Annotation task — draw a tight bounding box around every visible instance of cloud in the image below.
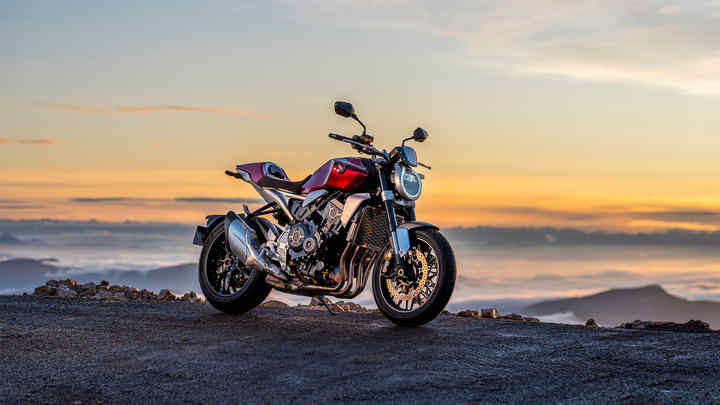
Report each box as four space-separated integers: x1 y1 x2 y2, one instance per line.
0 138 60 145
31 101 270 118
70 198 140 203
0 204 44 209
446 225 720 247
174 197 263 204
294 1 720 96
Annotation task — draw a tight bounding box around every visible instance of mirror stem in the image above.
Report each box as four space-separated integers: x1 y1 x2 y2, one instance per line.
351 114 366 135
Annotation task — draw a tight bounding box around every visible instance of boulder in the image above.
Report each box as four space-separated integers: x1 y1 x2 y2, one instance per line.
481 308 499 319
46 280 60 288
333 301 368 312
620 319 713 333
81 282 96 290
56 286 77 298
457 310 479 318
59 279 79 289
94 289 113 299
33 285 55 296
585 319 599 328
261 300 289 308
140 289 155 300
79 286 97 297
181 291 205 303
157 289 181 302
124 288 140 300
100 280 109 287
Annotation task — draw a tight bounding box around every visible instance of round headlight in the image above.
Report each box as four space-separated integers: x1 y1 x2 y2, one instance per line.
393 164 422 200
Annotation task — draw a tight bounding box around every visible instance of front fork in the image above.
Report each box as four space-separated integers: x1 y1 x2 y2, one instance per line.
377 169 411 260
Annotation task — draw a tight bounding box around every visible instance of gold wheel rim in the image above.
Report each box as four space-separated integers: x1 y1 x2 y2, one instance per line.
385 247 429 302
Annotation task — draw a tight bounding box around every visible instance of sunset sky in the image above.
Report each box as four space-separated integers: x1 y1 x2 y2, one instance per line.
3 1 720 231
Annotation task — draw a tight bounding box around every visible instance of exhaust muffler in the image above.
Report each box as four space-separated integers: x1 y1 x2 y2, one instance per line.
224 211 289 281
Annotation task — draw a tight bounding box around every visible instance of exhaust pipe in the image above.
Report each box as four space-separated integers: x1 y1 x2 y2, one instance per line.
224 211 289 282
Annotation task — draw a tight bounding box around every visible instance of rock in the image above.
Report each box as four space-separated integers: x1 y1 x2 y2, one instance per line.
457 310 479 318
80 282 96 290
500 313 524 321
79 285 97 297
523 317 540 322
100 280 109 286
333 301 367 312
124 288 140 300
481 308 499 319
140 289 154 300
109 285 125 293
620 319 713 333
181 292 205 304
56 286 77 298
586 318 599 328
33 285 55 296
261 300 289 308
46 280 60 287
157 289 181 302
95 289 113 299
59 279 79 289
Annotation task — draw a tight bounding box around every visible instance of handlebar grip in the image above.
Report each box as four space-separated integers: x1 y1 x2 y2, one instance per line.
328 133 344 140
225 170 240 178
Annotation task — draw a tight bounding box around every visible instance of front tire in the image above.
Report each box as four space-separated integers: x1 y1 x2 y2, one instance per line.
199 221 272 315
372 228 456 326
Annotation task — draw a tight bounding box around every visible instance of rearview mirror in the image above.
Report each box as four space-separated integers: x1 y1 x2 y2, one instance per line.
334 101 355 118
413 127 429 143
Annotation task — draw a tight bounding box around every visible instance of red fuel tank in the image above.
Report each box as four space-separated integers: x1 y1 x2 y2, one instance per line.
301 158 368 194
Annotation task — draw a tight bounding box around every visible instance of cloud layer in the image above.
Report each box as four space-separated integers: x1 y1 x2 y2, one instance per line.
31 101 269 118
299 0 720 95
0 138 60 145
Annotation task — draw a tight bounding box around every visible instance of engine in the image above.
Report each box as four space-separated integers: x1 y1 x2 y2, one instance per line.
276 198 345 285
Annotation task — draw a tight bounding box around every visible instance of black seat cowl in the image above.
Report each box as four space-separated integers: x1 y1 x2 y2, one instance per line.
257 175 312 194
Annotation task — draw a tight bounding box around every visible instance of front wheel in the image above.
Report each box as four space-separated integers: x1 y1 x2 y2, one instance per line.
372 228 456 326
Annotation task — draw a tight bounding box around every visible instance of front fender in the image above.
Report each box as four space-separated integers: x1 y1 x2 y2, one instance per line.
397 221 439 232
192 214 225 246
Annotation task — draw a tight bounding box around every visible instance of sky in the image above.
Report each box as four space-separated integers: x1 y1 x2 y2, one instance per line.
3 0 720 231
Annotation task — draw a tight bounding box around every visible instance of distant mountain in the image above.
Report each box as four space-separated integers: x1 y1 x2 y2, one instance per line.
524 285 720 328
0 258 62 288
0 257 198 293
0 232 26 245
74 263 198 293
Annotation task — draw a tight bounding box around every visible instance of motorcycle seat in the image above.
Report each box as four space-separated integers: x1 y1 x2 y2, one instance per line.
257 175 312 194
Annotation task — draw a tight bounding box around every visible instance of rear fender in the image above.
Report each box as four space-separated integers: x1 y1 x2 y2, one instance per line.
192 215 225 246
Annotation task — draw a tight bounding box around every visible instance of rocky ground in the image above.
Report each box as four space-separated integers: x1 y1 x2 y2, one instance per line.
1 295 719 404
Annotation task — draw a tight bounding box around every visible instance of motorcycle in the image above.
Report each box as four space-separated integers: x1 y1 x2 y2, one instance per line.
192 101 456 326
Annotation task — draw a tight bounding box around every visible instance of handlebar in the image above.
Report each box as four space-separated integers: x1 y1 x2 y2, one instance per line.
328 133 383 157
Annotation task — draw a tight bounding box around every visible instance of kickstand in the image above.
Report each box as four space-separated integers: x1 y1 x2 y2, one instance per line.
316 296 336 316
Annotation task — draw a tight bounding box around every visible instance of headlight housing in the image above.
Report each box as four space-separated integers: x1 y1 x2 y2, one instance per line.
392 164 423 200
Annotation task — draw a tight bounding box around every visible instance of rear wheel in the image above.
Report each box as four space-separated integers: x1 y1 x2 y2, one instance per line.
199 221 271 314
372 228 456 326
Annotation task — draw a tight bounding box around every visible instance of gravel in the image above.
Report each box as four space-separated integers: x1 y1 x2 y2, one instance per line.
1 295 719 404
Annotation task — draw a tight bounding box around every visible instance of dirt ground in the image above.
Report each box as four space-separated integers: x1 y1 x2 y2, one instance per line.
1 295 718 404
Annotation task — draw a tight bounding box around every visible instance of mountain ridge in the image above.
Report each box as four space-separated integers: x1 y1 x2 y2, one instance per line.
524 285 720 328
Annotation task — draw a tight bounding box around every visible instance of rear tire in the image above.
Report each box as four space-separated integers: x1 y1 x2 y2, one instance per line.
372 228 456 327
199 221 271 315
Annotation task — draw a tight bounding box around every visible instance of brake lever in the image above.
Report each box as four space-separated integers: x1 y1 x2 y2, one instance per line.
418 162 432 170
